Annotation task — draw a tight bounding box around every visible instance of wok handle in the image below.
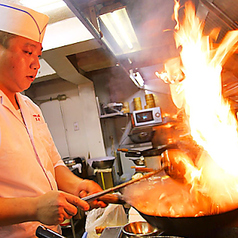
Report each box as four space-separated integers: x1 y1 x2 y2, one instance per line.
117 148 141 156
125 151 142 157
117 148 128 152
97 193 125 204
131 166 154 172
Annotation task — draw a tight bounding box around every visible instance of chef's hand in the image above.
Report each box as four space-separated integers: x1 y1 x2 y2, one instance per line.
36 190 90 225
77 179 108 209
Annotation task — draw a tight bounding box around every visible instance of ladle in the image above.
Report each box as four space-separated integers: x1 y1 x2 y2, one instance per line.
161 148 197 183
81 166 167 203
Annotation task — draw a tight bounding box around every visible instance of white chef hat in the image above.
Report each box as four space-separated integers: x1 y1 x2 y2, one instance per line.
0 2 49 43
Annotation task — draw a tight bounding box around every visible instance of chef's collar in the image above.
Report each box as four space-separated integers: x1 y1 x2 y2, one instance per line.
0 2 49 43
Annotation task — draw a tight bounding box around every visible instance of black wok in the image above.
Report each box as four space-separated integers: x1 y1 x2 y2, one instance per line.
122 144 178 158
91 156 115 169
135 207 238 238
92 159 115 169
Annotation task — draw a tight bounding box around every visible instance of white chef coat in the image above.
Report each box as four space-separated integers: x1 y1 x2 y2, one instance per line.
0 91 66 237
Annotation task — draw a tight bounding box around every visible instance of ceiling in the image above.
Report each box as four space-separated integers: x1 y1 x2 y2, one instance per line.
31 0 238 113
63 0 181 80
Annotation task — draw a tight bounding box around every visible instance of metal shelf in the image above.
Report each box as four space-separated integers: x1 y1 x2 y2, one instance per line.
100 112 129 118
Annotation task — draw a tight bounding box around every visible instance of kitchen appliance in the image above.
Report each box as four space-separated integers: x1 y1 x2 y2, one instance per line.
89 157 116 189
132 107 162 127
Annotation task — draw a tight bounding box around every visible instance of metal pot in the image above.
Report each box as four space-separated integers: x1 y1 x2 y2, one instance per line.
122 221 162 237
151 122 185 147
91 157 115 169
129 126 155 143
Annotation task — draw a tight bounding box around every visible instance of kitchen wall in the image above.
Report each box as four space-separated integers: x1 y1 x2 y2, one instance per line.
25 78 106 160
26 70 177 163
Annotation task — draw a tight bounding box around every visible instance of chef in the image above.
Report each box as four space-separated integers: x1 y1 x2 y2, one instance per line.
0 1 106 237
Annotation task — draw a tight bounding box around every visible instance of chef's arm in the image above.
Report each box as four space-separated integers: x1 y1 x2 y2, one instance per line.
54 165 84 195
54 165 107 207
0 191 89 226
0 197 40 226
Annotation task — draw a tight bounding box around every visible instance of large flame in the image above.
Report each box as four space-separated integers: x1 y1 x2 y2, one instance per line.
157 0 238 213
124 0 238 217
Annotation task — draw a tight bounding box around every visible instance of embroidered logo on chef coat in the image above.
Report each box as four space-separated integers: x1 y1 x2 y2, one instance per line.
33 114 41 121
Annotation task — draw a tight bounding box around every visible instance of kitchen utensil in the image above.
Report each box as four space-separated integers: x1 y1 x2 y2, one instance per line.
82 167 166 203
92 160 115 169
36 226 66 238
122 221 162 237
131 166 154 173
128 126 155 143
120 144 177 158
135 207 238 238
89 156 115 169
161 149 195 183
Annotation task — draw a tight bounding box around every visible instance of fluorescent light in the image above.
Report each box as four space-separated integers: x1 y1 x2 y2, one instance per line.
134 72 144 87
129 70 144 88
20 0 67 13
111 11 133 49
99 8 140 55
